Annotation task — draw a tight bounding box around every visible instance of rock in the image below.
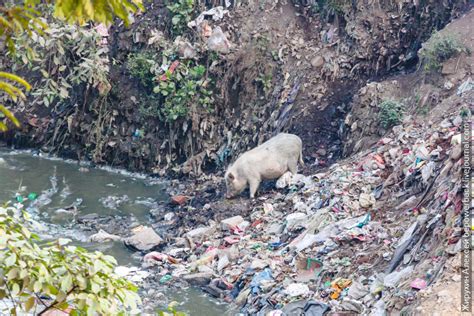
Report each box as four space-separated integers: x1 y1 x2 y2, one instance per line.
359 193 375 208
89 229 122 243
217 255 230 272
221 215 244 231
310 55 324 68
171 195 190 205
235 288 250 306
182 272 213 286
124 227 163 251
185 226 215 240
441 60 457 75
250 258 268 270
450 144 462 161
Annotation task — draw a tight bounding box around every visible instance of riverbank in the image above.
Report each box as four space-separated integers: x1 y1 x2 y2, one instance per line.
1 1 473 315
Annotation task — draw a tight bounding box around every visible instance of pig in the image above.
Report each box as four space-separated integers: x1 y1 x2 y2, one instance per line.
225 133 304 199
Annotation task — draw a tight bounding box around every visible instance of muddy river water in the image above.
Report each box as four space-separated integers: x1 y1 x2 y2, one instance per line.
0 149 227 315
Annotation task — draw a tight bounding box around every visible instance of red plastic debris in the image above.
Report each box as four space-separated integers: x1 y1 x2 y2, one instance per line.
171 195 190 205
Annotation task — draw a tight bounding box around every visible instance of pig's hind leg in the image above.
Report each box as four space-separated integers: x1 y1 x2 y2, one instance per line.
288 158 298 174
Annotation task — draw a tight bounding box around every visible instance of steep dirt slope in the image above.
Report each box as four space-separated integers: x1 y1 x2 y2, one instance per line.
2 0 469 176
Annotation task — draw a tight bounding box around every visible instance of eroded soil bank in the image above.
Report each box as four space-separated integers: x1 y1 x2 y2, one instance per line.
2 0 469 176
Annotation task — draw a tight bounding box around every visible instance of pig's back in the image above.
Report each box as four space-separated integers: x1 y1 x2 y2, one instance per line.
258 133 301 155
241 133 301 163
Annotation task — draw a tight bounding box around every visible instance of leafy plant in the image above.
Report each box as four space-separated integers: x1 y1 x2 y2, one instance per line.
9 21 111 108
126 52 157 87
153 62 213 122
256 73 272 97
378 99 404 128
0 204 140 315
419 32 469 71
0 0 143 131
167 0 195 36
310 0 350 16
460 105 471 118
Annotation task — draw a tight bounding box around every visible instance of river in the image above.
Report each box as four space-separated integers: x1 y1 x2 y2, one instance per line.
0 149 227 315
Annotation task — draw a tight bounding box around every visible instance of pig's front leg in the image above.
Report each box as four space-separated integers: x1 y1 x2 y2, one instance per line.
249 177 261 199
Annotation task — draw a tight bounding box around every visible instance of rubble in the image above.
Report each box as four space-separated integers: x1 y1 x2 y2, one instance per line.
89 229 122 243
124 226 163 252
182 272 213 286
137 95 469 314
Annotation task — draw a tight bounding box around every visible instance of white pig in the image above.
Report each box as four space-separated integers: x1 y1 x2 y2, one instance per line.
225 133 304 199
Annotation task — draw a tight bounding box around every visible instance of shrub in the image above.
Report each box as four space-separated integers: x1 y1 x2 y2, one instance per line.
0 0 142 131
0 205 140 315
310 0 350 16
378 99 404 128
419 32 469 71
126 52 157 87
10 21 111 108
153 62 213 122
167 0 195 36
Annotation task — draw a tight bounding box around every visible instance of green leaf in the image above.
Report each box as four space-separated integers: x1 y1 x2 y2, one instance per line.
33 281 42 293
25 296 36 312
40 69 49 78
7 267 19 280
5 253 17 266
171 16 181 25
61 274 73 292
11 283 20 296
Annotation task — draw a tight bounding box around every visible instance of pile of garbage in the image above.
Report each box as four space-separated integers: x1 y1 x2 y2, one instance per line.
111 88 470 314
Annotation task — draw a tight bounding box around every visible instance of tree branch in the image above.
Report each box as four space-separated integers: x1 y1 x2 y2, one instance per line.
37 286 76 316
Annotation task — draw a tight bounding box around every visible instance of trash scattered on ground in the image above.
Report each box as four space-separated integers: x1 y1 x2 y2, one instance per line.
135 104 467 315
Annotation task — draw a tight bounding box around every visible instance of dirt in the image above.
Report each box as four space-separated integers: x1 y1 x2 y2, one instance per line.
1 2 473 314
2 0 470 178
415 253 472 315
343 6 474 156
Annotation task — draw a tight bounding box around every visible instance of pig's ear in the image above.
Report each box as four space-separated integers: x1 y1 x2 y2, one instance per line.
228 172 235 180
